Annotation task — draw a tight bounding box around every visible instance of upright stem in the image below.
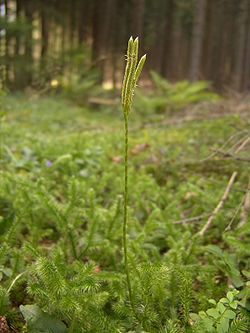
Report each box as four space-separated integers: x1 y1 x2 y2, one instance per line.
123 112 133 309
121 37 146 326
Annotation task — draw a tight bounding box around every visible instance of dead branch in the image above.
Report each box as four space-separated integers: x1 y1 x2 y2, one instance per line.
200 130 248 162
224 190 248 232
235 136 250 153
229 133 250 153
173 214 212 224
209 148 250 162
88 97 118 105
200 171 237 235
185 169 246 192
237 179 250 229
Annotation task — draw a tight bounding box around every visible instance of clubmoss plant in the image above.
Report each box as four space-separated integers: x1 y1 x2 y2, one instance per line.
121 37 146 317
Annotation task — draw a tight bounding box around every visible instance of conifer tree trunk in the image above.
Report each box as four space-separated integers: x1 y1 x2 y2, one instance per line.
14 0 22 89
151 0 166 73
92 0 103 68
70 0 76 49
132 0 144 40
235 0 248 91
78 0 87 44
15 0 21 56
4 0 10 85
92 0 113 83
24 0 33 86
0 0 4 86
41 7 49 60
161 0 174 78
225 0 238 87
217 1 232 88
202 0 219 82
243 18 250 92
110 0 119 88
189 0 207 82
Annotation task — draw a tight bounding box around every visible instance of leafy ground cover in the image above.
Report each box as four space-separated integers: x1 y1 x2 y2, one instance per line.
0 92 249 332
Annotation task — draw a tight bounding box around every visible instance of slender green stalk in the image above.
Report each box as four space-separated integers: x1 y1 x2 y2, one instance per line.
123 111 133 308
121 37 146 320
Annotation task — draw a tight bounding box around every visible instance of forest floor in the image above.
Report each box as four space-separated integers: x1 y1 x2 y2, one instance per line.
0 93 249 332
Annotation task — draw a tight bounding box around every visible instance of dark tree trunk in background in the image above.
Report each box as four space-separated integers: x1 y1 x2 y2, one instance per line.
189 0 207 82
59 0 67 69
4 0 10 85
41 7 49 60
78 0 88 44
210 0 224 89
0 0 4 86
150 0 166 73
235 0 248 91
24 0 33 86
161 0 174 78
14 0 22 89
132 0 144 41
92 0 113 83
70 0 76 49
226 0 238 87
243 16 250 92
110 0 118 88
217 1 232 89
92 0 103 66
15 0 21 56
202 0 215 81
100 0 114 82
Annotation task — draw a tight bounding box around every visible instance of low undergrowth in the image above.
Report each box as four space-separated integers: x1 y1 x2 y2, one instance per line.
0 88 249 332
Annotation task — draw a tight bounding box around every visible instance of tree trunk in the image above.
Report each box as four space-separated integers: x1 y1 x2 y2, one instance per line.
15 0 21 56
189 0 207 82
161 0 174 78
132 0 144 41
217 1 232 89
243 15 250 92
110 0 119 88
24 0 33 86
92 0 114 83
70 0 76 49
41 8 49 59
4 0 10 85
150 0 166 73
0 0 4 87
78 0 87 44
201 0 213 80
14 0 23 89
235 0 248 91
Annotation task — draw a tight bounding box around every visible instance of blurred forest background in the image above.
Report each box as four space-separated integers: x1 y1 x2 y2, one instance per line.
0 0 250 92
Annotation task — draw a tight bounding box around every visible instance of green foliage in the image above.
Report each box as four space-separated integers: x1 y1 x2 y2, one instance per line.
20 304 67 333
191 289 250 332
59 46 101 105
121 36 146 325
134 71 220 114
0 197 15 236
0 87 249 331
205 245 243 288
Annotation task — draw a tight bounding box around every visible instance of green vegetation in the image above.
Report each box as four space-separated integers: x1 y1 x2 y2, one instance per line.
0 58 249 331
121 36 146 322
134 72 220 115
